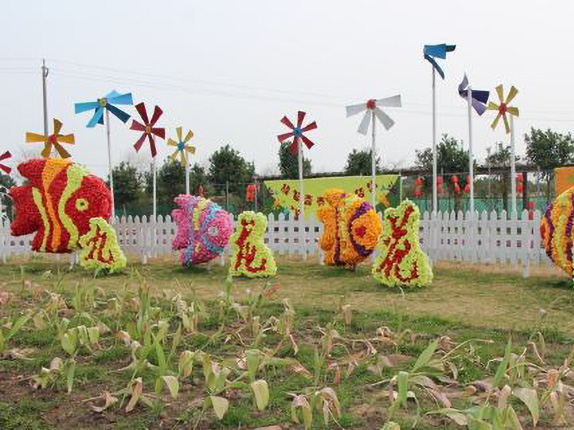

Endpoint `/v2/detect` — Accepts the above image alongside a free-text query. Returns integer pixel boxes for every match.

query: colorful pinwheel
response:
[26,119,75,158]
[74,91,133,128]
[167,127,195,166]
[423,44,456,79]
[487,85,519,134]
[346,95,402,134]
[0,151,11,174]
[458,74,490,115]
[277,111,317,153]
[130,103,165,158]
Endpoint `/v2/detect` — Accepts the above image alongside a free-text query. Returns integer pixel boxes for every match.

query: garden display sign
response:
[265,174,399,219]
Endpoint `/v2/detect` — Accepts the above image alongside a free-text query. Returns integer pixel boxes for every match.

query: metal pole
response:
[467,85,474,220]
[432,67,438,214]
[254,176,258,212]
[225,180,229,211]
[152,158,157,219]
[371,109,377,208]
[185,157,190,195]
[510,115,517,218]
[41,59,49,138]
[105,109,115,218]
[486,147,492,210]
[298,138,306,261]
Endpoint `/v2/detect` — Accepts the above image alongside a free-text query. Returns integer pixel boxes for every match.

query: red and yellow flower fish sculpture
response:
[540,186,574,280]
[372,200,432,287]
[9,158,125,271]
[317,189,382,268]
[228,211,276,277]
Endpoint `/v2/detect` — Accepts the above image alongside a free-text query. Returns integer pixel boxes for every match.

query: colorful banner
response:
[265,174,399,219]
[555,167,574,196]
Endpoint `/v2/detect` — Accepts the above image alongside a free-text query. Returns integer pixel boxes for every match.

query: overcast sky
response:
[2,1,573,179]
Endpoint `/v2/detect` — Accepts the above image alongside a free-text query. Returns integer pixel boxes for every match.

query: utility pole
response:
[41,59,49,137]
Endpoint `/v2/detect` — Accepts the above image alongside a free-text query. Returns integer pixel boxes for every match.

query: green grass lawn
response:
[0,257,573,429]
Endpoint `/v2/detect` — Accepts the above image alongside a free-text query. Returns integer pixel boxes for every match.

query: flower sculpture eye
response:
[76,198,89,211]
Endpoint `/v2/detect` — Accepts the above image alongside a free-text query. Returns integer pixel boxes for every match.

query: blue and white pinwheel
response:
[74,91,133,128]
[458,75,490,115]
[423,44,456,79]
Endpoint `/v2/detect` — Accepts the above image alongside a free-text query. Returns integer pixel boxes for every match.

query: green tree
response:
[188,163,212,196]
[485,142,519,213]
[111,162,142,212]
[0,173,16,220]
[415,134,470,211]
[344,148,381,175]
[145,160,186,207]
[278,141,312,179]
[208,144,255,193]
[525,127,574,199]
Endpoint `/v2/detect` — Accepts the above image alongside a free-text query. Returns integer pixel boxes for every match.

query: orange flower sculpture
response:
[317,189,381,267]
[540,186,574,281]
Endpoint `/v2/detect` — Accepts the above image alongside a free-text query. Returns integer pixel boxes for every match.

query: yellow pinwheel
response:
[167,127,195,166]
[487,85,519,134]
[26,119,75,158]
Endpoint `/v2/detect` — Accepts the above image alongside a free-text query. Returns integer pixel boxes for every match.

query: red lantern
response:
[414,188,423,197]
[415,176,424,186]
[466,175,471,184]
[246,184,256,202]
[451,175,458,184]
[438,185,444,194]
[464,183,470,193]
[437,176,443,185]
[454,183,461,194]
[528,201,535,209]
[517,183,524,193]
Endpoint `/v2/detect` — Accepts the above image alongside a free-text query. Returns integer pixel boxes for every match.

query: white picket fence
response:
[0,210,553,277]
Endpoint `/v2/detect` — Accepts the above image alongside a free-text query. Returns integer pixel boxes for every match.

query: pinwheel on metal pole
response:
[487,85,519,217]
[74,90,133,216]
[130,102,165,219]
[423,43,456,214]
[277,111,318,260]
[167,127,195,195]
[26,119,75,158]
[346,95,402,208]
[457,74,489,219]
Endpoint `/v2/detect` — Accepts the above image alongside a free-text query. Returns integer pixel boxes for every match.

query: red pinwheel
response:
[0,151,11,174]
[277,111,318,153]
[130,102,165,158]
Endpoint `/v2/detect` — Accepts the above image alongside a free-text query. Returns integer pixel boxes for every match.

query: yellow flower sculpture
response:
[372,200,432,287]
[79,217,127,273]
[229,211,277,278]
[317,189,382,268]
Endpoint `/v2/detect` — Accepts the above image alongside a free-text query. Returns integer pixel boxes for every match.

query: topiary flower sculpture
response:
[228,211,276,277]
[372,199,433,287]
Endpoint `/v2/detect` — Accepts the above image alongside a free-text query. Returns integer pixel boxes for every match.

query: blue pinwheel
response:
[423,44,456,79]
[458,74,490,115]
[74,91,133,128]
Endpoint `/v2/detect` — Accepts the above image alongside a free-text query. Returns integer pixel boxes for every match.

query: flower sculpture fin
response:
[372,199,433,287]
[79,217,126,272]
[317,189,381,268]
[228,211,277,277]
